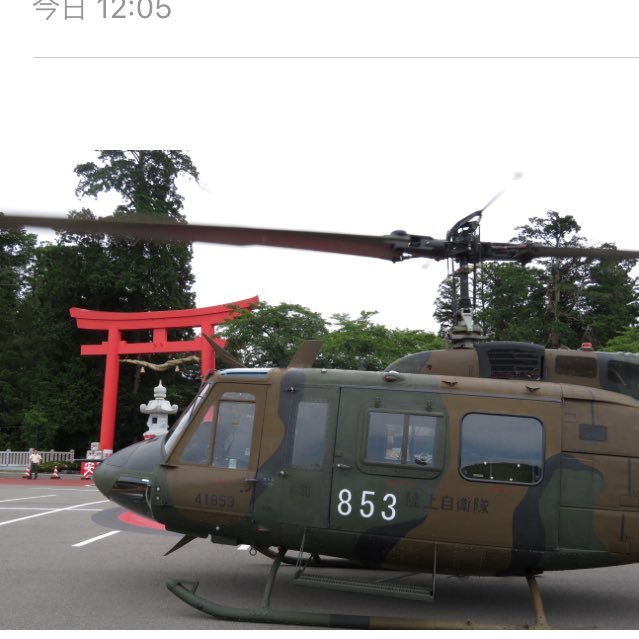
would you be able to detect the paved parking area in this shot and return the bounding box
[0,476,269,630]
[2,474,639,631]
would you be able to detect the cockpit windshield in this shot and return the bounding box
[163,379,214,456]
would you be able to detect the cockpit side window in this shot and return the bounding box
[211,394,256,469]
[179,418,214,464]
[164,380,213,457]
[604,359,639,399]
[176,391,256,468]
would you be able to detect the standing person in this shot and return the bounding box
[29,449,42,480]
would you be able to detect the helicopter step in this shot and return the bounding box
[292,570,435,601]
[291,527,435,601]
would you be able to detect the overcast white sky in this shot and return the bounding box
[3,2,639,333]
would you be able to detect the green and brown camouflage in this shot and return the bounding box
[95,345,639,583]
[387,341,639,402]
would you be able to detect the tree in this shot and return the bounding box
[466,211,638,349]
[318,311,444,370]
[510,211,588,347]
[18,151,203,452]
[0,217,36,448]
[219,302,328,367]
[580,246,638,348]
[74,151,199,311]
[220,303,444,371]
[18,235,117,451]
[74,150,198,221]
[602,327,639,353]
[433,275,457,338]
[475,262,548,343]
[0,216,35,298]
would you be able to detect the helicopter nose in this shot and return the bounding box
[93,435,166,519]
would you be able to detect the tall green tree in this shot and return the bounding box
[18,226,119,451]
[74,150,197,221]
[20,151,202,452]
[510,211,588,347]
[433,274,458,338]
[74,151,199,311]
[475,261,548,343]
[463,211,637,348]
[0,217,36,448]
[580,245,638,348]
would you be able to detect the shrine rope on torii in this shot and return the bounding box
[70,296,258,454]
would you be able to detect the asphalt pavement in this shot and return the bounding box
[1,472,639,632]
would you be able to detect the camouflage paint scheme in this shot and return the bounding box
[95,348,639,579]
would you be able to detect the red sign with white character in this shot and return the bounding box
[81,461,97,478]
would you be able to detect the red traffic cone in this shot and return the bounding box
[22,465,31,479]
[50,465,61,480]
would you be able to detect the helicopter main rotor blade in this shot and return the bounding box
[0,214,412,262]
[479,242,639,262]
[2,213,639,264]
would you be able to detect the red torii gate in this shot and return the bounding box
[70,296,258,453]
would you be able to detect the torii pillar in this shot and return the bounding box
[70,297,258,454]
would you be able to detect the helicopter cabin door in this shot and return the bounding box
[162,382,268,541]
[251,383,339,536]
[328,387,446,545]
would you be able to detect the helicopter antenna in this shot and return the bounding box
[446,173,522,349]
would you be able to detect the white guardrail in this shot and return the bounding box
[0,450,75,468]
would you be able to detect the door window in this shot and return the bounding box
[365,411,438,467]
[291,400,329,467]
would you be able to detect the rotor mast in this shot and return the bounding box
[445,211,488,348]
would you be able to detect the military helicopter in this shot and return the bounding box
[3,208,639,629]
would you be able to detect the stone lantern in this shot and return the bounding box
[140,380,178,440]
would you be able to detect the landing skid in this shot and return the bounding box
[166,547,552,629]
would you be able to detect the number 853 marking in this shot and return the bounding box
[336,489,397,521]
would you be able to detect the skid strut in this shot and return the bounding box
[166,548,552,629]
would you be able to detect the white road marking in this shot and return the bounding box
[73,530,120,547]
[0,507,104,512]
[0,507,58,511]
[0,494,57,503]
[237,544,251,550]
[0,499,108,527]
[31,487,99,492]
